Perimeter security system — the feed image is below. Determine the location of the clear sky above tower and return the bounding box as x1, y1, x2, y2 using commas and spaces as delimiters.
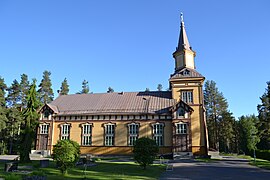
0, 0, 270, 118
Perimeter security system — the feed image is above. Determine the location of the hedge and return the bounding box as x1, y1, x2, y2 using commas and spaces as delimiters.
255, 149, 270, 161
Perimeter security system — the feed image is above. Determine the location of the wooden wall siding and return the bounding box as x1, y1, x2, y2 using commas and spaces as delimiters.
80, 146, 172, 155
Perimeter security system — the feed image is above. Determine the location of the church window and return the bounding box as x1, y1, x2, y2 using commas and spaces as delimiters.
181, 91, 193, 104
104, 123, 115, 146
176, 123, 188, 134
44, 110, 49, 118
152, 123, 164, 146
178, 108, 185, 117
40, 124, 49, 134
128, 123, 139, 146
82, 124, 92, 146
61, 124, 70, 140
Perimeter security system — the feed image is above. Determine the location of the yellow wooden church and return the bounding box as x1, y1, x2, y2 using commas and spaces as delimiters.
35, 15, 208, 157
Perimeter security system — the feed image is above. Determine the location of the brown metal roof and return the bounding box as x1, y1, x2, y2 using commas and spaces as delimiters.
49, 91, 176, 115
170, 67, 204, 79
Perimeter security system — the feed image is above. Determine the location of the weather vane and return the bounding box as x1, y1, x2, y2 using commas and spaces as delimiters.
180, 12, 184, 23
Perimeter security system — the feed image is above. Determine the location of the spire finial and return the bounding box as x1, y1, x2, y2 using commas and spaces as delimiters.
180, 12, 184, 23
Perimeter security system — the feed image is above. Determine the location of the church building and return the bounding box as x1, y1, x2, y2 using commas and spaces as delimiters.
36, 15, 208, 157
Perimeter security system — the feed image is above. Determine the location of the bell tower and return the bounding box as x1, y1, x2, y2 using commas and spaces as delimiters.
173, 13, 196, 71
170, 13, 208, 156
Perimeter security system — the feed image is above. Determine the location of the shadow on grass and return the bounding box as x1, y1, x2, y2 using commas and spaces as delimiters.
39, 161, 165, 180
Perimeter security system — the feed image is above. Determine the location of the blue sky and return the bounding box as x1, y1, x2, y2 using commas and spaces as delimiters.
0, 0, 270, 118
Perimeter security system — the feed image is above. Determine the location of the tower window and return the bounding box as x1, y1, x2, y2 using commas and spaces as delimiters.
40, 124, 49, 134
183, 70, 190, 76
176, 123, 188, 134
181, 91, 193, 104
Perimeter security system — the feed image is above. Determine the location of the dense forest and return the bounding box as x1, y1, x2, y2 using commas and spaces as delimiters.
205, 80, 270, 156
0, 71, 269, 158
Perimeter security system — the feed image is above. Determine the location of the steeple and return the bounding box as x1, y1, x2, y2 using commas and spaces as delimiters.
177, 13, 191, 51
173, 13, 196, 71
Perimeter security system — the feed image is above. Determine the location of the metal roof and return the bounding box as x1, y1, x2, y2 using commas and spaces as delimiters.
170, 67, 204, 79
48, 91, 176, 115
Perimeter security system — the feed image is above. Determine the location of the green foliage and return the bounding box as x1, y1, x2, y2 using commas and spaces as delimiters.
6, 108, 23, 154
107, 87, 114, 93
0, 76, 7, 154
4, 174, 21, 180
238, 115, 260, 154
6, 79, 21, 107
78, 79, 90, 94
60, 78, 69, 95
52, 139, 80, 174
38, 70, 54, 104
255, 149, 270, 161
145, 88, 150, 92
157, 84, 163, 91
204, 80, 230, 151
20, 74, 30, 108
133, 137, 159, 169
257, 81, 270, 149
218, 111, 236, 153
20, 80, 40, 162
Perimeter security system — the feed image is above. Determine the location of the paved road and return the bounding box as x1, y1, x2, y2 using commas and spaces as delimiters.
159, 157, 270, 180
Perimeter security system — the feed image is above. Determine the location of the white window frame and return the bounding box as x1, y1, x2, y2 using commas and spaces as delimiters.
104, 123, 115, 146
40, 124, 49, 134
128, 123, 139, 146
152, 123, 164, 146
176, 123, 188, 134
181, 91, 193, 104
61, 124, 70, 140
82, 124, 92, 146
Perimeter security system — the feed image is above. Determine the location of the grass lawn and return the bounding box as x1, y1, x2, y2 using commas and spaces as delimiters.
236, 155, 270, 170
0, 160, 166, 180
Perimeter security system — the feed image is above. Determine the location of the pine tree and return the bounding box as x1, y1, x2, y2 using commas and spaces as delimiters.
145, 88, 150, 92
257, 81, 270, 149
157, 84, 163, 91
6, 79, 21, 107
60, 78, 69, 95
0, 77, 7, 154
6, 79, 24, 154
204, 80, 228, 151
78, 80, 89, 94
218, 111, 235, 153
6, 108, 22, 154
38, 70, 54, 104
107, 87, 114, 93
20, 74, 30, 108
20, 80, 40, 162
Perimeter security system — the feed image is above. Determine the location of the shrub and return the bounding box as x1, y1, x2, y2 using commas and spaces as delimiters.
52, 139, 80, 174
133, 137, 159, 169
255, 149, 270, 161
4, 174, 21, 180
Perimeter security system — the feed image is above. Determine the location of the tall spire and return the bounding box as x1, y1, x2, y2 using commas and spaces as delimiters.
177, 13, 191, 52
173, 13, 196, 71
